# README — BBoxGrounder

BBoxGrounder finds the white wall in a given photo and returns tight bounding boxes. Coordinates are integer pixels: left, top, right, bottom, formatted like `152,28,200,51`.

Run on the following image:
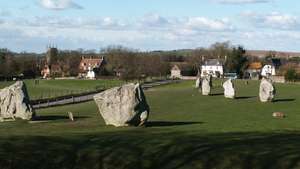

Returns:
171,70,181,78
201,65,223,77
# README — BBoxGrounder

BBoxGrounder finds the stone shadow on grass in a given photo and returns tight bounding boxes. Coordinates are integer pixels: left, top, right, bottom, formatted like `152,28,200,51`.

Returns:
32,115,89,121
235,96,257,100
210,93,224,96
146,121,202,127
273,98,295,102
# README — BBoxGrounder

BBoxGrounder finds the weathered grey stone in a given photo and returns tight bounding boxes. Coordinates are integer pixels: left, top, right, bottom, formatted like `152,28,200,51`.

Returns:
259,77,275,102
94,83,150,127
223,79,235,99
68,112,74,122
0,81,34,121
195,77,201,88
201,76,212,96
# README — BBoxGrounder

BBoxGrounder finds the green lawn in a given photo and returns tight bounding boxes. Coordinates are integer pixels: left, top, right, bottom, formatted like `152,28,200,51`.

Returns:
0,79,124,100
0,80,300,169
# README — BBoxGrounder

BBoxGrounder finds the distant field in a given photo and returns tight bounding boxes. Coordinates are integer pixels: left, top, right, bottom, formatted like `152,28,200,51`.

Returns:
0,79,125,100
0,80,300,168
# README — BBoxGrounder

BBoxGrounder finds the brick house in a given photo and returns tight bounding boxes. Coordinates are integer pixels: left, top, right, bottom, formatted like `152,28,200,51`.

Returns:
79,56,104,72
78,56,104,79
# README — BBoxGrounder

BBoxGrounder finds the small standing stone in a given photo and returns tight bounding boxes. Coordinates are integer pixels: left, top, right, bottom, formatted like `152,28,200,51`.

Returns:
259,77,275,102
195,77,201,88
272,112,285,118
201,75,212,96
68,112,74,121
223,79,235,99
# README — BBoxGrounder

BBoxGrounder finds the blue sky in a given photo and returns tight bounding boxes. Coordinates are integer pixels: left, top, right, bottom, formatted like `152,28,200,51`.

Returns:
0,0,300,52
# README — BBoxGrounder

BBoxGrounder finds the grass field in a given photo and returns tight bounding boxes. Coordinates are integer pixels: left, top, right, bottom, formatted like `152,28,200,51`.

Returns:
1,80,300,169
0,79,124,100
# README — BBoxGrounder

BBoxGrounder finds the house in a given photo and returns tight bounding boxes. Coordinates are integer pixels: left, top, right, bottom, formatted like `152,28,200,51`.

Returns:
170,63,195,79
245,62,263,79
78,56,104,79
114,68,125,77
201,59,224,78
41,64,63,78
261,58,282,77
79,56,104,72
41,65,50,79
170,65,182,78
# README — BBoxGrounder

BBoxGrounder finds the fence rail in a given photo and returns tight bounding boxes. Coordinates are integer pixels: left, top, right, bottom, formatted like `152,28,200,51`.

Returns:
32,80,181,109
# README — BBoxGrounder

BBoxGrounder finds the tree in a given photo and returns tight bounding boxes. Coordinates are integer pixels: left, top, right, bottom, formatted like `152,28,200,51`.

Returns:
209,41,231,58
224,46,248,77
0,49,19,78
285,68,298,82
101,46,141,80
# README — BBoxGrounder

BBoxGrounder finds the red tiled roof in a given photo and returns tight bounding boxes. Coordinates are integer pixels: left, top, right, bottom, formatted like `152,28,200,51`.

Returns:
248,62,262,69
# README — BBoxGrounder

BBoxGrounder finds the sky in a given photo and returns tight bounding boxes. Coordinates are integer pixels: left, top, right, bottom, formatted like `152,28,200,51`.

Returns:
0,0,300,53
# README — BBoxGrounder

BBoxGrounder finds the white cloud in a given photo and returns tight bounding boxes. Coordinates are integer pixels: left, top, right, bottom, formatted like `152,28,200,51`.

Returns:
242,12,300,30
184,17,234,31
2,12,300,52
14,16,127,30
139,14,170,28
0,14,236,52
39,0,83,10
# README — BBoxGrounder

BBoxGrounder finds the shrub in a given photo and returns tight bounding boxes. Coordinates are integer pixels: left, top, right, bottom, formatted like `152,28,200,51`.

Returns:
285,68,298,82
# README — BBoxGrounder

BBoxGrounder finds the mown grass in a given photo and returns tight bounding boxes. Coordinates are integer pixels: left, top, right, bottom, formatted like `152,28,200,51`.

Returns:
0,80,300,169
0,79,124,100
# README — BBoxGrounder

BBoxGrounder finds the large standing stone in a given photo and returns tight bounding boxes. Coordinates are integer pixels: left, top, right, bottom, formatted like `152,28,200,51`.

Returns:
201,76,212,96
0,81,34,121
94,83,150,127
259,77,275,102
223,79,235,99
195,77,201,88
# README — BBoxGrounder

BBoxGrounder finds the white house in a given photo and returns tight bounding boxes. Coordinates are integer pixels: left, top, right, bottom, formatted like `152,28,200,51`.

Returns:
86,67,96,79
245,62,263,79
261,65,276,77
201,59,224,78
170,65,182,79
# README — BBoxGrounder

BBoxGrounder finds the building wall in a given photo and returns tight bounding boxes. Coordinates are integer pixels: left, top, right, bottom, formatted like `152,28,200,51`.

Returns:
171,70,181,78
79,57,103,72
201,65,223,77
245,69,261,80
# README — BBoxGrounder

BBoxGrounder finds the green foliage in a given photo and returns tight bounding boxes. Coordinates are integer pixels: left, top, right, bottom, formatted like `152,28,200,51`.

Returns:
225,46,248,77
285,68,298,82
102,46,170,80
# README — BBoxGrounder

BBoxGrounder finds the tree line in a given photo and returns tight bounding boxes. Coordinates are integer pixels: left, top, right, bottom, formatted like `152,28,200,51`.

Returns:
2,42,297,81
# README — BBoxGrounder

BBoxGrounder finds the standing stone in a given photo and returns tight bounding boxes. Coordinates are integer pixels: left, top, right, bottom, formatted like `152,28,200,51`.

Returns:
0,81,34,121
201,75,212,96
223,79,235,99
259,77,275,102
68,112,74,122
195,77,201,88
94,83,150,127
